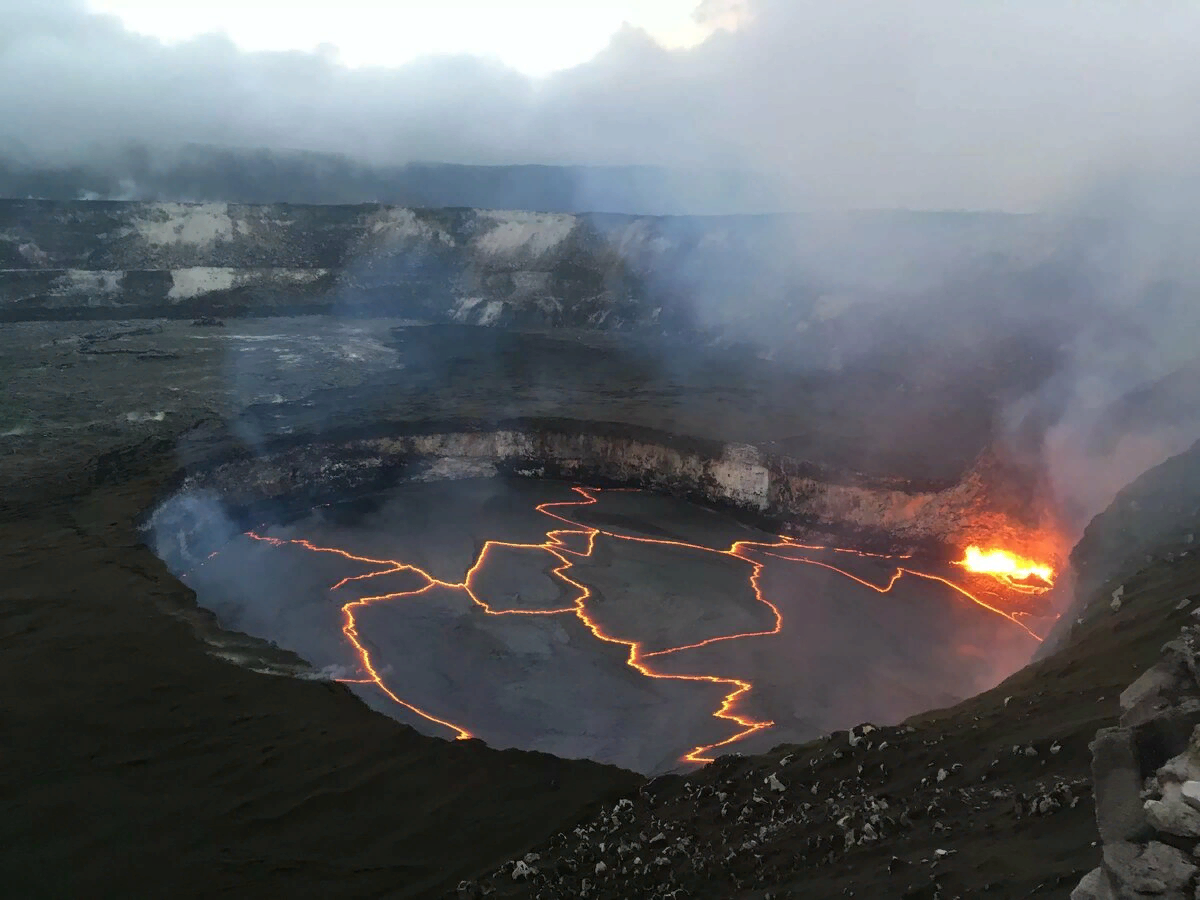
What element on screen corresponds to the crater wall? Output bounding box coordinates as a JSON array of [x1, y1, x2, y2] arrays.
[[0, 200, 731, 326], [0, 200, 1043, 338], [159, 420, 1054, 562]]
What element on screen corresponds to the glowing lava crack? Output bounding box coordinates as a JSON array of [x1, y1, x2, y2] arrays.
[[246, 487, 1050, 764]]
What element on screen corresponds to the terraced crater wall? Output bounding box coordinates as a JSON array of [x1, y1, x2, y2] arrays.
[[0, 200, 1043, 336], [156, 420, 1052, 563], [0, 200, 733, 326]]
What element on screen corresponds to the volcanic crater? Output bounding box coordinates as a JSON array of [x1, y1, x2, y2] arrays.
[[146, 410, 1060, 774]]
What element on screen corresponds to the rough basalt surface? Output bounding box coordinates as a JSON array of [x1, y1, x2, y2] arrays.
[[1071, 623, 1200, 899]]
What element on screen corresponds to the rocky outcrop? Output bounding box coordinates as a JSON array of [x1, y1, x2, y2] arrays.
[[1072, 625, 1200, 899]]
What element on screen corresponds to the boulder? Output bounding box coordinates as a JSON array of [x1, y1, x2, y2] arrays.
[[1092, 727, 1152, 842], [1132, 701, 1200, 774], [1157, 725, 1200, 786], [1123, 663, 1187, 728], [1070, 867, 1115, 900], [1102, 841, 1197, 897], [1144, 791, 1200, 838], [1180, 781, 1200, 812]]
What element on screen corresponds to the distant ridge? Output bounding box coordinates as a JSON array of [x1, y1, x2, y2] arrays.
[[0, 143, 794, 216]]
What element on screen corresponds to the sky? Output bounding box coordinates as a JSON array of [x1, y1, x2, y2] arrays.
[[2, 0, 1199, 210], [83, 1, 720, 77]]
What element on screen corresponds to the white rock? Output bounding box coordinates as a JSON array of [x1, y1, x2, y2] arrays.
[[937, 768, 948, 783], [1145, 793, 1200, 837], [511, 861, 533, 880], [767, 773, 786, 792], [1069, 866, 1113, 900], [1050, 741, 1062, 755], [1182, 780, 1200, 813], [595, 861, 607, 875]]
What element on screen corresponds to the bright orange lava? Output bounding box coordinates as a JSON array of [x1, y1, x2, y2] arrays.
[[246, 487, 1046, 764], [955, 545, 1055, 593]]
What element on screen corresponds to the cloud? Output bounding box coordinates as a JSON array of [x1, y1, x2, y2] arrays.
[[6, 0, 1200, 541], [2, 0, 1199, 210]]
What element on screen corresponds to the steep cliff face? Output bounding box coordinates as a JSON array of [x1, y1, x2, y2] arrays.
[[0, 200, 696, 326], [164, 420, 1058, 561], [0, 201, 1048, 346]]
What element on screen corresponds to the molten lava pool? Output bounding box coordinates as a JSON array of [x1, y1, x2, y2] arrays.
[[159, 478, 1054, 774]]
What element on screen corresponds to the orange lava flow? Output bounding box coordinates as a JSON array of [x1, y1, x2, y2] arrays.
[[246, 487, 1046, 764], [955, 545, 1055, 594]]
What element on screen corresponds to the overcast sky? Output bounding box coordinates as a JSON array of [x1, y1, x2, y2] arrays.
[[83, 0, 723, 76], [3, 0, 1199, 210]]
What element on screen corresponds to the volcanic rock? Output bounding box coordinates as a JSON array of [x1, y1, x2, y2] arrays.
[[1071, 866, 1116, 900], [1102, 840, 1196, 896], [1144, 793, 1200, 838], [1092, 727, 1150, 843], [1073, 630, 1200, 898]]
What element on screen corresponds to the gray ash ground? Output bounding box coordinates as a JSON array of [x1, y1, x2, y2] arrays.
[[0, 316, 1039, 506]]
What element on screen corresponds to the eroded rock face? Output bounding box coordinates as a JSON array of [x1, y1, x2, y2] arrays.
[[1074, 626, 1200, 899], [162, 420, 1048, 557], [0, 202, 658, 326]]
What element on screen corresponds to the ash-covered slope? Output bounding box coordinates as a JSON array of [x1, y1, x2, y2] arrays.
[[1070, 438, 1200, 609]]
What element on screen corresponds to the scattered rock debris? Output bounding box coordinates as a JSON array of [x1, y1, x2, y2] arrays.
[[459, 715, 1090, 899]]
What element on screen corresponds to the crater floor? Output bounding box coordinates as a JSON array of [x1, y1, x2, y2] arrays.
[[162, 477, 1051, 774]]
